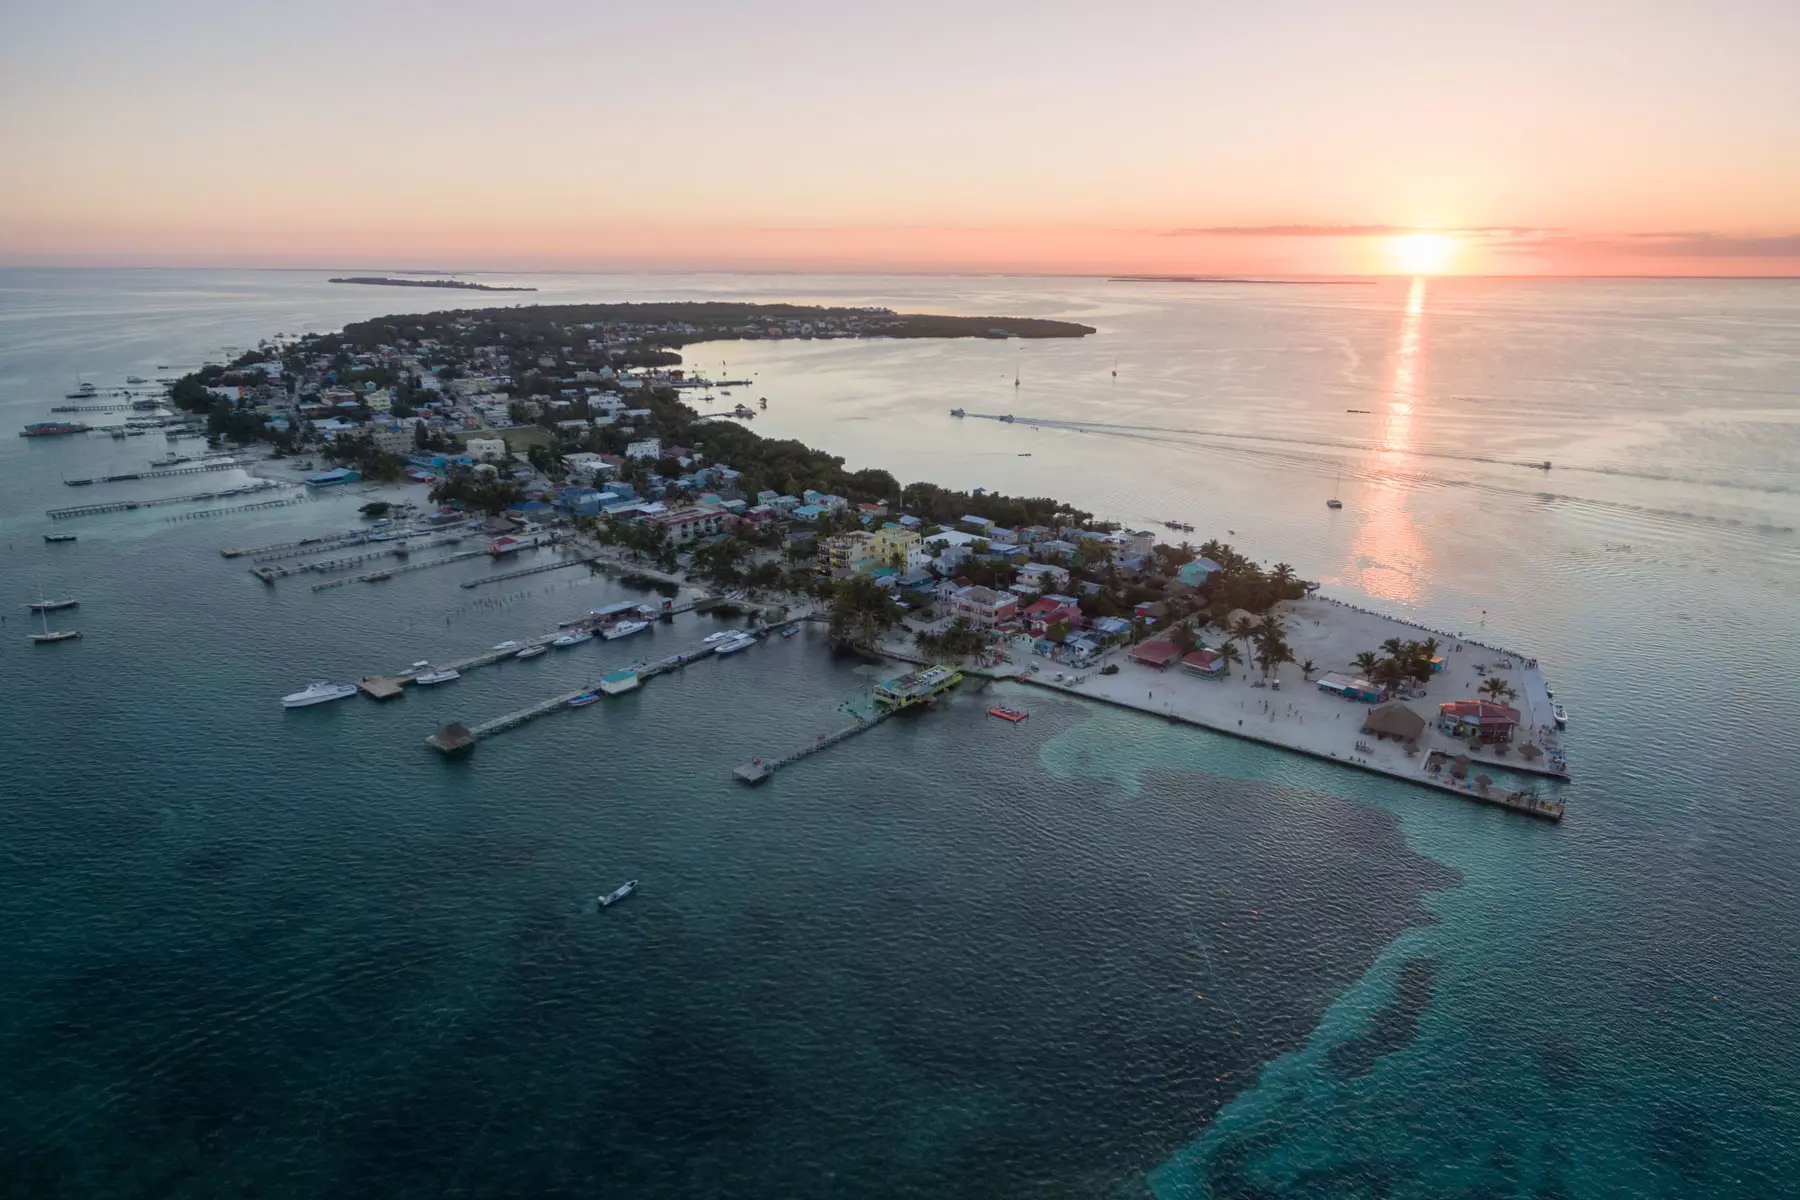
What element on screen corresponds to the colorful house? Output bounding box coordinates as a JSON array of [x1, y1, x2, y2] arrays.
[[1317, 672, 1382, 702], [1128, 641, 1182, 670], [1438, 699, 1521, 744], [1180, 648, 1226, 678]]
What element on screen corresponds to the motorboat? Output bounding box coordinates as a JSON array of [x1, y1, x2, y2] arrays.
[[492, 640, 521, 651], [987, 705, 1029, 722], [714, 634, 756, 655], [43, 534, 77, 543], [598, 880, 639, 907], [781, 625, 799, 638], [553, 629, 594, 647], [1552, 703, 1568, 729], [701, 630, 738, 644], [401, 659, 432, 675], [602, 619, 649, 641], [568, 692, 600, 708], [281, 680, 356, 708], [949, 408, 965, 417], [514, 644, 548, 659], [413, 668, 461, 685], [26, 597, 79, 612]]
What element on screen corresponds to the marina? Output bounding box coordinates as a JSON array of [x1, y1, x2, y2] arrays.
[[61, 458, 244, 486]]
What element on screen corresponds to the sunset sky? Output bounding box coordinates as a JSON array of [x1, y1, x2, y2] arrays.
[[3, 0, 1796, 275]]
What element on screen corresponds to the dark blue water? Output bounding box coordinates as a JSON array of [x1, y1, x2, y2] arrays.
[[2, 270, 1797, 1197]]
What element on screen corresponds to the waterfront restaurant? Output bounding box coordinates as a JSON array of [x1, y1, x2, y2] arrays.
[[1128, 641, 1182, 670], [1438, 699, 1522, 745]]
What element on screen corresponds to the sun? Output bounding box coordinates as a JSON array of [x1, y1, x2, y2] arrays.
[[1389, 232, 1457, 275]]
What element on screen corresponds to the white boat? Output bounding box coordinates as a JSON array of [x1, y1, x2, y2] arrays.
[[1552, 702, 1568, 729], [401, 659, 432, 675], [714, 634, 756, 655], [26, 597, 78, 612], [282, 680, 356, 708], [514, 644, 548, 659], [413, 668, 461, 685], [598, 880, 639, 907], [553, 629, 594, 647], [602, 619, 649, 641], [492, 640, 520, 651], [701, 630, 738, 644]]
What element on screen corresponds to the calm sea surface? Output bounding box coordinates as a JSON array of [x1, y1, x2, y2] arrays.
[[1, 269, 1797, 1197]]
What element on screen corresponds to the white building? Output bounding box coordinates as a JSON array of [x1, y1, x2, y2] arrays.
[[626, 438, 662, 461], [466, 437, 507, 462]]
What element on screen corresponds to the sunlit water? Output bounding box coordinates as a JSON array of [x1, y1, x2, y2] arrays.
[[1, 269, 1796, 1197]]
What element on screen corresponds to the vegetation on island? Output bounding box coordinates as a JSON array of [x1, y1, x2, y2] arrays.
[[328, 277, 537, 291]]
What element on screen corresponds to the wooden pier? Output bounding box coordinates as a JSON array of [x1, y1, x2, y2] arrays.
[[310, 548, 490, 590], [62, 458, 244, 486], [47, 480, 280, 519], [168, 494, 308, 521], [250, 535, 470, 579], [458, 550, 596, 588], [425, 638, 749, 754], [733, 709, 898, 784]]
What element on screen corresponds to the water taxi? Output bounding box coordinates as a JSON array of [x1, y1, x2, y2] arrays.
[[987, 705, 1029, 722], [414, 668, 461, 686], [514, 644, 549, 660], [1552, 702, 1569, 729], [568, 692, 600, 708]]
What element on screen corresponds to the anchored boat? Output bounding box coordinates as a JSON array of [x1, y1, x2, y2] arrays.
[[281, 681, 356, 708]]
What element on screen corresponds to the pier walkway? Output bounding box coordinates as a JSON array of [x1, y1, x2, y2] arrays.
[[250, 535, 471, 579], [733, 709, 897, 784], [310, 548, 490, 590], [459, 550, 598, 588], [426, 637, 750, 753], [47, 481, 280, 519], [63, 458, 245, 486], [169, 494, 309, 521]]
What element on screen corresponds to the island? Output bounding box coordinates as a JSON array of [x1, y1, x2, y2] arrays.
[[166, 300, 1567, 819], [1109, 275, 1373, 285], [328, 277, 537, 292]]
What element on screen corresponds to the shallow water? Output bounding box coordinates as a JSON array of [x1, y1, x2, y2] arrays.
[[1, 269, 1796, 1197]]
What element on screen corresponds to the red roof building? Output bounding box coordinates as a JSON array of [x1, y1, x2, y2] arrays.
[[1021, 594, 1082, 636], [1180, 648, 1226, 677], [1129, 640, 1182, 669], [1438, 699, 1522, 743]]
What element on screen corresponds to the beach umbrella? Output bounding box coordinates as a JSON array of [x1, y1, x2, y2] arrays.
[[1475, 773, 1493, 793], [1518, 743, 1543, 762], [1450, 755, 1471, 777]]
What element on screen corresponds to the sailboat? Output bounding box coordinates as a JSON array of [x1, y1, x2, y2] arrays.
[[1326, 468, 1344, 510], [1111, 356, 1117, 377], [28, 605, 81, 643]]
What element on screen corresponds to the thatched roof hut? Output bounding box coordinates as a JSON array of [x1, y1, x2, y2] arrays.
[[1225, 608, 1264, 631], [1450, 754, 1472, 778], [1362, 701, 1427, 741], [1518, 742, 1543, 762]]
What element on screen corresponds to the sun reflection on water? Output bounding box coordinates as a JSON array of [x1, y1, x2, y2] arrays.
[[1348, 278, 1431, 605]]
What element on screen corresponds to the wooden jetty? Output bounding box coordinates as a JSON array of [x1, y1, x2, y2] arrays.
[[425, 638, 746, 755], [62, 458, 243, 487], [251, 535, 468, 580], [47, 480, 279, 519], [168, 494, 308, 521], [459, 550, 597, 589], [733, 709, 898, 784], [310, 548, 490, 590]]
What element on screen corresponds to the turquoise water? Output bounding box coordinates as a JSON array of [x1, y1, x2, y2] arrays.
[[2, 269, 1797, 1196]]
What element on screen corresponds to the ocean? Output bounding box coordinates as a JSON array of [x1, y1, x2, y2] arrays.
[[1, 268, 1796, 1197]]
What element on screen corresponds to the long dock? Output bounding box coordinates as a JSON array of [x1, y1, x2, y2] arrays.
[[733, 709, 898, 784], [63, 459, 245, 486], [426, 637, 748, 753], [458, 550, 596, 588], [251, 535, 471, 579], [47, 481, 280, 519], [310, 548, 491, 590], [168, 494, 309, 521]]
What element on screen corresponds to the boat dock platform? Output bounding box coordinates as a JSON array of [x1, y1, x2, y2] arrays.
[[47, 480, 280, 519], [733, 709, 899, 784], [250, 535, 471, 579], [426, 637, 751, 754], [62, 459, 243, 486]]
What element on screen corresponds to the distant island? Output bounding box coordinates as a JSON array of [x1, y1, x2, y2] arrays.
[[328, 277, 538, 292], [1109, 275, 1373, 285]]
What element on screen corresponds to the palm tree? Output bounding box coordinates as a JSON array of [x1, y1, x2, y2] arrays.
[[1300, 658, 1317, 681], [1271, 562, 1297, 588], [1231, 616, 1258, 661], [1479, 676, 1510, 700], [1354, 651, 1380, 676], [1381, 637, 1406, 661], [1216, 641, 1242, 677]]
